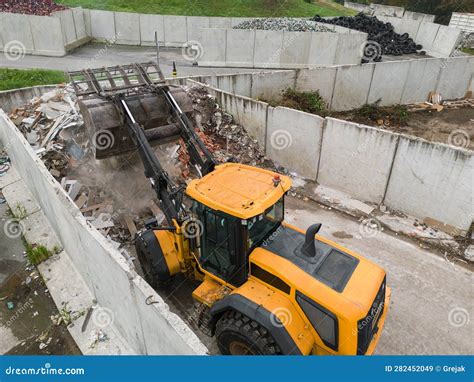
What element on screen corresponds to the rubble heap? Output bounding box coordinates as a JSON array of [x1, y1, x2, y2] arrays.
[[183, 84, 266, 168], [0, 0, 67, 16], [233, 17, 334, 32], [313, 13, 424, 61]]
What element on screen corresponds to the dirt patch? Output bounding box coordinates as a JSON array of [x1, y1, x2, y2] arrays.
[[331, 101, 474, 150]]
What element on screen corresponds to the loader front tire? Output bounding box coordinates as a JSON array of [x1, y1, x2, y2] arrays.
[[135, 229, 172, 289], [215, 310, 281, 355]]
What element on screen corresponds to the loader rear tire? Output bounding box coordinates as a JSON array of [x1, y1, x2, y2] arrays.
[[215, 310, 281, 355]]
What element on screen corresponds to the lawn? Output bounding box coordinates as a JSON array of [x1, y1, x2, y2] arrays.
[[56, 0, 353, 17], [0, 68, 65, 91]]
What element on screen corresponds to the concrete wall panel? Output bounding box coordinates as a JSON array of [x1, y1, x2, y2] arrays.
[[254, 30, 284, 68], [226, 29, 255, 67], [163, 15, 187, 45], [186, 16, 209, 41], [0, 12, 35, 54], [334, 32, 366, 65], [139, 14, 165, 45], [83, 8, 91, 36], [415, 21, 440, 52], [266, 107, 323, 179], [401, 58, 442, 104], [198, 28, 226, 66], [437, 56, 473, 100], [307, 32, 339, 66], [431, 25, 462, 57], [72, 7, 87, 40], [367, 60, 410, 105], [295, 67, 337, 108], [372, 4, 404, 18], [280, 31, 311, 67], [318, 118, 399, 203], [396, 18, 422, 38], [52, 9, 77, 44], [90, 10, 116, 41], [332, 64, 375, 110], [216, 73, 252, 97], [209, 17, 232, 28], [251, 71, 296, 100], [28, 15, 66, 56], [115, 11, 140, 45], [384, 136, 473, 231]]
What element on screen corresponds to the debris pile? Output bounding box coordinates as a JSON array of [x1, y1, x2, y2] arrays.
[[0, 0, 67, 16], [184, 84, 266, 167], [234, 18, 334, 32], [8, 85, 84, 180], [313, 13, 424, 61]]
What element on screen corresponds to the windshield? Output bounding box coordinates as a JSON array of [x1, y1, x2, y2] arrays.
[[247, 198, 284, 249]]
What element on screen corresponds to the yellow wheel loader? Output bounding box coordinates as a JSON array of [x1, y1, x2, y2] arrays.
[[68, 62, 390, 355]]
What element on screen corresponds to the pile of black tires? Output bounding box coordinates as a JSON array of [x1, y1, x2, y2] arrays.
[[312, 13, 424, 62]]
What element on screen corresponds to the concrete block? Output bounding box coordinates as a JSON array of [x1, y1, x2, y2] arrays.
[[72, 7, 88, 40], [401, 58, 442, 104], [225, 29, 255, 67], [215, 91, 268, 148], [139, 14, 165, 45], [216, 73, 252, 97], [307, 32, 339, 66], [318, 118, 399, 203], [209, 17, 232, 28], [90, 10, 116, 41], [334, 32, 366, 65], [163, 15, 188, 45], [0, 12, 35, 54], [437, 56, 473, 100], [266, 107, 323, 180], [197, 28, 226, 66], [295, 67, 337, 108], [384, 136, 473, 231], [331, 64, 375, 111], [254, 30, 284, 68], [114, 11, 140, 45], [52, 9, 77, 44], [280, 31, 311, 68], [28, 15, 66, 56], [403, 11, 435, 23], [251, 71, 297, 100], [415, 21, 440, 51], [367, 60, 410, 105], [431, 25, 462, 57], [231, 17, 253, 27], [186, 16, 209, 41]]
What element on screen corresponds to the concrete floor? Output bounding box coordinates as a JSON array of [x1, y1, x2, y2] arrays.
[[0, 43, 261, 77]]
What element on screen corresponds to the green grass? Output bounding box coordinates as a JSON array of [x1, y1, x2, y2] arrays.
[[26, 244, 52, 265], [0, 68, 65, 91], [56, 0, 353, 17], [461, 47, 474, 55]]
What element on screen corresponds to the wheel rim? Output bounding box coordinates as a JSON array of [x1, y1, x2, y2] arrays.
[[229, 341, 255, 355]]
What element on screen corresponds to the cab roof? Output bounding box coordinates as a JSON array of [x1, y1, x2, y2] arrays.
[[186, 163, 291, 219]]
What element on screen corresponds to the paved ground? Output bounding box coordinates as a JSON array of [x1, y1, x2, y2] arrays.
[[0, 43, 260, 76]]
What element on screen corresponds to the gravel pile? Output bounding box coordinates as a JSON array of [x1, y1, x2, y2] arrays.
[[0, 0, 67, 16], [233, 18, 334, 32], [313, 13, 423, 61]]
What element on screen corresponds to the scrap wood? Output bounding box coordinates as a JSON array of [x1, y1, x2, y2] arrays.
[[122, 215, 137, 237], [80, 201, 109, 214]]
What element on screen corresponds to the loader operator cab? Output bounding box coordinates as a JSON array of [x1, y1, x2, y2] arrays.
[[186, 163, 290, 287]]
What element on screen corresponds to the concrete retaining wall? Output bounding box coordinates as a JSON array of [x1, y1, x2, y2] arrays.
[[0, 8, 89, 57], [192, 79, 472, 232], [0, 90, 208, 355], [198, 27, 367, 68], [344, 2, 435, 22], [384, 137, 473, 231]]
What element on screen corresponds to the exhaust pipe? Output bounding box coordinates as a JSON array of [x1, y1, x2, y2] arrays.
[[302, 223, 322, 257]]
